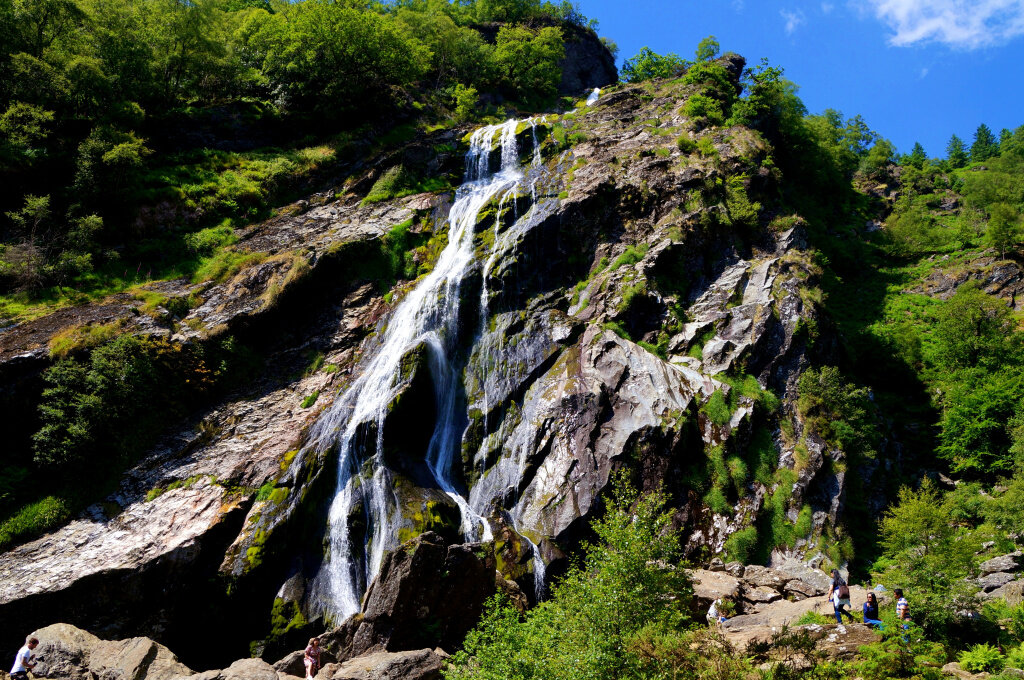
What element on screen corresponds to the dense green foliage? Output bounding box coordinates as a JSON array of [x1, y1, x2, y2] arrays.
[[0, 0, 603, 320], [445, 477, 698, 680], [0, 333, 258, 549]]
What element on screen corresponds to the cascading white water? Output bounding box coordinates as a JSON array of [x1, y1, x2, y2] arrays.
[[586, 87, 600, 106], [307, 119, 536, 621]]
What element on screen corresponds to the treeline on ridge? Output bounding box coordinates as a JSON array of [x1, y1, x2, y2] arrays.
[[0, 0, 602, 306]]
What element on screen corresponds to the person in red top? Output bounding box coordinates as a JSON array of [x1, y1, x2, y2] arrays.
[[304, 638, 321, 680]]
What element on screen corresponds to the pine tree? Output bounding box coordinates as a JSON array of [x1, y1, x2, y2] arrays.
[[971, 123, 999, 162], [905, 141, 927, 169], [946, 134, 969, 169]]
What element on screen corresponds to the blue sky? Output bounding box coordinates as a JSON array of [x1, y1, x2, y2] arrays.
[[580, 0, 1024, 158]]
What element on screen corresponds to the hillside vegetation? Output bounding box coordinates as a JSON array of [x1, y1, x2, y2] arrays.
[[0, 0, 604, 320], [4, 12, 1024, 678]]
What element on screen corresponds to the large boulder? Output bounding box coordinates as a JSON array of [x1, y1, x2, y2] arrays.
[[783, 580, 819, 601], [316, 649, 443, 680], [985, 580, 1024, 606], [319, 532, 496, 662], [768, 558, 831, 595], [185, 658, 278, 680], [743, 566, 789, 592], [29, 623, 192, 680], [980, 552, 1023, 575], [743, 585, 782, 604], [977, 572, 1016, 593], [690, 569, 742, 605]]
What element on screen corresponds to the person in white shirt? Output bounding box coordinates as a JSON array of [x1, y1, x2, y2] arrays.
[[10, 635, 38, 679]]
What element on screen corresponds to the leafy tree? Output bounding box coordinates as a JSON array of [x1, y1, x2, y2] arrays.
[[875, 481, 980, 640], [695, 34, 719, 62], [987, 202, 1021, 258], [859, 138, 895, 177], [445, 476, 694, 680], [946, 134, 968, 169], [0, 102, 54, 160], [933, 281, 1015, 371], [805, 110, 878, 179], [492, 25, 564, 105], [620, 46, 687, 83], [11, 0, 85, 57], [396, 9, 493, 89], [885, 196, 942, 254], [3, 194, 52, 289], [797, 366, 876, 455], [239, 3, 430, 118], [971, 123, 999, 162]]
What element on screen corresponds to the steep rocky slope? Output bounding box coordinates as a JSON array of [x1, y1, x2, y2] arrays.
[[0, 62, 851, 667]]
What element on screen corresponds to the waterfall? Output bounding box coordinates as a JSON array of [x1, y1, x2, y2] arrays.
[[307, 119, 540, 622], [586, 87, 600, 106]]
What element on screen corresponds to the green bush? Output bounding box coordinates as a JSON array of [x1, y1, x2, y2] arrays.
[[1006, 642, 1024, 670], [677, 135, 697, 154], [696, 136, 717, 157], [0, 495, 71, 551], [445, 476, 693, 680], [611, 243, 649, 269], [701, 390, 731, 426], [684, 94, 725, 125], [724, 525, 757, 563], [960, 643, 1004, 673]]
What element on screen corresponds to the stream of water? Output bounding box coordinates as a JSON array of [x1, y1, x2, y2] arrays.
[[307, 118, 549, 621]]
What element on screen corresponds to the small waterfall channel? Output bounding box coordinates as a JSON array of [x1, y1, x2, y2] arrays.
[[307, 118, 547, 621]]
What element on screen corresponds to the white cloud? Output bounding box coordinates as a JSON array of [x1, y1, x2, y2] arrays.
[[861, 0, 1024, 49], [781, 8, 806, 34], [822, 2, 835, 13], [919, 66, 929, 77]]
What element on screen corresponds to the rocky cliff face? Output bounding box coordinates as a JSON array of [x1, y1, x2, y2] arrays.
[[0, 64, 852, 668]]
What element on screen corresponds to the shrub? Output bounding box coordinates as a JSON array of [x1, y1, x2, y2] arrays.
[[696, 136, 718, 157], [684, 94, 724, 125], [628, 627, 748, 680], [677, 135, 697, 154], [444, 476, 693, 680], [1006, 642, 1024, 670], [960, 643, 1004, 673], [611, 243, 649, 269], [701, 389, 731, 426], [724, 525, 757, 563]]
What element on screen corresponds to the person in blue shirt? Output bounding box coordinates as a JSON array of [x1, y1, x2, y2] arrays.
[[862, 591, 883, 629]]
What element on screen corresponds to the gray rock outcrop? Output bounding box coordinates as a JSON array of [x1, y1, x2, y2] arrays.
[[319, 532, 498, 662], [316, 649, 443, 680], [28, 623, 192, 680]]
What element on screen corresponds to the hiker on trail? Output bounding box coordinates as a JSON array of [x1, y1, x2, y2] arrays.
[[863, 591, 883, 629], [827, 569, 856, 624], [304, 637, 321, 680], [10, 635, 38, 680]]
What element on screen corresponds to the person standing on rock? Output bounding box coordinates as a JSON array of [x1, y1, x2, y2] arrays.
[[827, 569, 855, 624], [304, 637, 321, 680], [10, 635, 38, 680]]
